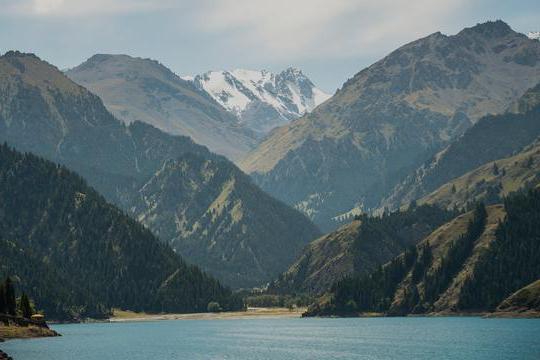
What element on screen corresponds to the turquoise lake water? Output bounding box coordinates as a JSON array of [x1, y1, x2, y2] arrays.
[[2, 317, 539, 359]]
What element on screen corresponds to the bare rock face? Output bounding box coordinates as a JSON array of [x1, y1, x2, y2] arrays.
[[241, 21, 540, 231]]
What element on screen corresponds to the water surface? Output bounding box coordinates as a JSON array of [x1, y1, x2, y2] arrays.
[[2, 317, 539, 359]]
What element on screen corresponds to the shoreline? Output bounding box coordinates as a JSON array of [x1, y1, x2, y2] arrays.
[[0, 324, 60, 340], [108, 307, 306, 323], [307, 311, 540, 319], [50, 308, 540, 325]]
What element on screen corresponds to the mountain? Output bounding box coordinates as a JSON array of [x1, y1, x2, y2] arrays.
[[529, 32, 540, 41], [130, 153, 321, 288], [380, 83, 540, 211], [188, 68, 331, 135], [66, 54, 257, 161], [0, 51, 320, 288], [0, 143, 242, 320], [274, 134, 540, 297], [418, 139, 540, 210], [269, 205, 454, 295], [240, 21, 540, 231], [0, 51, 214, 203], [306, 189, 540, 316]]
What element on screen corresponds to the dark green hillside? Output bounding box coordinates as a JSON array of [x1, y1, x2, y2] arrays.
[[0, 144, 241, 320], [269, 204, 454, 295], [351, 205, 457, 273], [306, 189, 540, 316], [458, 189, 540, 310]]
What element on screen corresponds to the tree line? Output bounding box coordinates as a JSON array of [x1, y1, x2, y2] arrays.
[[0, 143, 243, 320], [308, 188, 540, 316], [310, 203, 488, 316], [0, 277, 34, 319]]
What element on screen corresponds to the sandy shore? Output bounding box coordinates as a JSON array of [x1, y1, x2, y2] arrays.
[[109, 307, 306, 322]]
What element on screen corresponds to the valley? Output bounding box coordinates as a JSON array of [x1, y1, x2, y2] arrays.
[[1, 15, 539, 360]]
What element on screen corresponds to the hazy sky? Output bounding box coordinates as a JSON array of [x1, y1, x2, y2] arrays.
[[1, 0, 538, 91]]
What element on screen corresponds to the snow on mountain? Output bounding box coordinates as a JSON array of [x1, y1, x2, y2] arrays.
[[184, 67, 331, 135], [528, 31, 540, 41]]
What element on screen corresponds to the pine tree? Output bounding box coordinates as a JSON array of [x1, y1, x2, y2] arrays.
[[19, 293, 33, 319], [0, 283, 5, 314], [492, 162, 499, 175], [4, 277, 17, 316]]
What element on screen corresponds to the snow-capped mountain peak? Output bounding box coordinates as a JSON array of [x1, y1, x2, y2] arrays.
[[185, 67, 331, 135], [528, 31, 540, 41]]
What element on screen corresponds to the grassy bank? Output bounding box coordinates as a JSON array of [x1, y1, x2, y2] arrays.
[[0, 324, 59, 340]]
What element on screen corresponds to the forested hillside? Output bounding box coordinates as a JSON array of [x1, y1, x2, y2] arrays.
[[131, 153, 321, 287], [306, 190, 540, 316], [0, 144, 242, 320], [269, 205, 454, 295], [0, 50, 319, 289], [418, 139, 540, 209]]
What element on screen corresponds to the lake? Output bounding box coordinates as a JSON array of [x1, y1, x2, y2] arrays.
[[2, 317, 540, 359]]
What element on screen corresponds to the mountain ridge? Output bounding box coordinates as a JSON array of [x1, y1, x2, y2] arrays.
[[240, 20, 540, 231], [187, 67, 330, 136], [0, 50, 320, 289], [378, 82, 540, 212], [66, 54, 257, 161], [0, 143, 242, 320]]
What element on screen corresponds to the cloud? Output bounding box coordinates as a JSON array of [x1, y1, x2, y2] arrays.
[[192, 0, 472, 60], [2, 0, 172, 17]]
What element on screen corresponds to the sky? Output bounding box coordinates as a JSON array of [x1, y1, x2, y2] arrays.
[[0, 0, 538, 92]]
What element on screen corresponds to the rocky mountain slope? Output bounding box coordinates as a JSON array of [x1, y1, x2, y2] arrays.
[[269, 205, 454, 295], [0, 51, 320, 288], [380, 82, 540, 211], [66, 54, 257, 161], [273, 133, 540, 297], [131, 153, 321, 288], [240, 21, 540, 231], [0, 51, 214, 202], [0, 143, 241, 320], [307, 189, 540, 316], [418, 139, 540, 210], [188, 68, 330, 135]]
